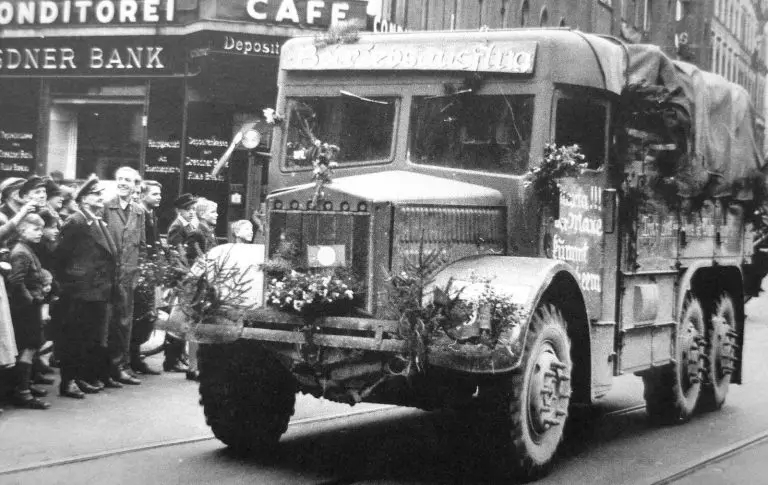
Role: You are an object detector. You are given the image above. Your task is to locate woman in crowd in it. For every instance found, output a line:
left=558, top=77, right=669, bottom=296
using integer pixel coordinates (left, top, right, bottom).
left=0, top=199, right=38, bottom=413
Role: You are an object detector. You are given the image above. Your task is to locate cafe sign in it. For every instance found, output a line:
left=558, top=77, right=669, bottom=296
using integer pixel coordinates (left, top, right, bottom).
left=0, top=37, right=183, bottom=76
left=215, top=0, right=367, bottom=28
left=0, top=0, right=175, bottom=25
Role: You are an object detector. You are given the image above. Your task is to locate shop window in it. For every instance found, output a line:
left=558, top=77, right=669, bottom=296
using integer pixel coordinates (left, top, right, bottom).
left=0, top=80, right=40, bottom=180
left=520, top=0, right=529, bottom=27
left=46, top=80, right=146, bottom=182
left=145, top=79, right=184, bottom=233
left=675, top=0, right=685, bottom=21
left=185, top=102, right=235, bottom=235
left=540, top=6, right=549, bottom=26
left=559, top=17, right=567, bottom=27
left=554, top=96, right=607, bottom=170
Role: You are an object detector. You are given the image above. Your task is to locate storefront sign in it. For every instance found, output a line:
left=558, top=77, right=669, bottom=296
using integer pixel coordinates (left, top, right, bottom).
left=371, top=14, right=406, bottom=33
left=215, top=0, right=366, bottom=28
left=222, top=35, right=282, bottom=57
left=0, top=0, right=175, bottom=26
left=0, top=130, right=36, bottom=177
left=0, top=37, right=183, bottom=76
left=282, top=40, right=538, bottom=74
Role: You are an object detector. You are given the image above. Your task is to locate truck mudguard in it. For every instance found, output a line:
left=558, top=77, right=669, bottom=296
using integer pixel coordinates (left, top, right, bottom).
left=427, top=255, right=591, bottom=376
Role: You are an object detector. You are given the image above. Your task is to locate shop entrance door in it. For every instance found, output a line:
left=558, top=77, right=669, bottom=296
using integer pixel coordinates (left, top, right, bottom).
left=47, top=102, right=144, bottom=181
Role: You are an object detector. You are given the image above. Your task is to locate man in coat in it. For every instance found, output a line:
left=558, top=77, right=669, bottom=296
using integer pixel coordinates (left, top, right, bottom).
left=55, top=175, right=120, bottom=398
left=102, top=166, right=146, bottom=385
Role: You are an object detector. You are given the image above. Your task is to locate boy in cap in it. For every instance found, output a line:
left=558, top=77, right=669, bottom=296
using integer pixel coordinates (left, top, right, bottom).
left=162, top=193, right=198, bottom=373
left=8, top=213, right=51, bottom=409
left=0, top=177, right=26, bottom=221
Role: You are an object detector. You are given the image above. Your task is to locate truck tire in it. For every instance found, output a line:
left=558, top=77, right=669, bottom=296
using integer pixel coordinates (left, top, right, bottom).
left=698, top=294, right=737, bottom=411
left=643, top=297, right=704, bottom=424
left=479, top=305, right=572, bottom=480
left=198, top=341, right=297, bottom=455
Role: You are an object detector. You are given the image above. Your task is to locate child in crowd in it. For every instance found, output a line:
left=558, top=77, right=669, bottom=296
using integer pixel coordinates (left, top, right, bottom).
left=8, top=214, right=50, bottom=409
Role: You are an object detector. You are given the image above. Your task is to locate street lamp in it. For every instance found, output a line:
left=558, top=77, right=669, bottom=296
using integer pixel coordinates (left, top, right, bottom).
left=211, top=122, right=261, bottom=178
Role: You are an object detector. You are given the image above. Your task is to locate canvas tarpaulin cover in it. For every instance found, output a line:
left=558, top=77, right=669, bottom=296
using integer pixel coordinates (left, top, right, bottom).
left=624, top=43, right=765, bottom=200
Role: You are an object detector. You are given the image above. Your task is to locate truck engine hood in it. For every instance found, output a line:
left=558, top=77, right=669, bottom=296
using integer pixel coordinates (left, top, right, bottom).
left=272, top=171, right=504, bottom=206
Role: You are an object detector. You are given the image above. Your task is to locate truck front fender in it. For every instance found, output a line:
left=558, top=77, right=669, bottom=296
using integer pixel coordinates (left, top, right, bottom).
left=426, top=255, right=590, bottom=378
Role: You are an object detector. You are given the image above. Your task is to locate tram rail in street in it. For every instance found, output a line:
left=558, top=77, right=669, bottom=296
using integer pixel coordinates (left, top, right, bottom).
left=0, top=405, right=400, bottom=476
left=1, top=403, right=644, bottom=478
left=5, top=400, right=765, bottom=484
left=646, top=428, right=768, bottom=485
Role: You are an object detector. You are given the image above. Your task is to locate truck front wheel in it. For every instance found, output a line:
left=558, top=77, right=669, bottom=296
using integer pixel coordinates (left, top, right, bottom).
left=198, top=341, right=298, bottom=455
left=499, top=305, right=573, bottom=479
left=643, top=297, right=704, bottom=424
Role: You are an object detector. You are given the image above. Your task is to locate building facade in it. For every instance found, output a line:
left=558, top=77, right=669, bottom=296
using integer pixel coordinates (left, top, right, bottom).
left=376, top=0, right=768, bottom=148
left=0, top=0, right=368, bottom=234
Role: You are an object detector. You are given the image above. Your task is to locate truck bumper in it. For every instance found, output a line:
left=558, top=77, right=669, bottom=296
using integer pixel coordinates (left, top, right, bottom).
left=157, top=307, right=519, bottom=374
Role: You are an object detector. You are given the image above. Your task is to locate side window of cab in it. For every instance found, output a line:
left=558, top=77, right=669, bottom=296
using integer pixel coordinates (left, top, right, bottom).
left=553, top=92, right=609, bottom=170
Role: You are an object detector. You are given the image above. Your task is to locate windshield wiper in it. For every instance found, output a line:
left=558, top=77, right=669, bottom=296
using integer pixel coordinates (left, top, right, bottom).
left=340, top=90, right=389, bottom=105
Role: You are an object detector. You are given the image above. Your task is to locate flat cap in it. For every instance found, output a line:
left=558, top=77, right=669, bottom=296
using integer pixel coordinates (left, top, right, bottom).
left=0, top=177, right=25, bottom=200
left=44, top=178, right=62, bottom=198
left=19, top=175, right=46, bottom=198
left=74, top=175, right=103, bottom=202
left=174, top=193, right=198, bottom=210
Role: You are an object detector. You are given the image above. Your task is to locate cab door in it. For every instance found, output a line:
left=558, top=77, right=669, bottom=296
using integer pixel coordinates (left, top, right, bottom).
left=550, top=88, right=620, bottom=398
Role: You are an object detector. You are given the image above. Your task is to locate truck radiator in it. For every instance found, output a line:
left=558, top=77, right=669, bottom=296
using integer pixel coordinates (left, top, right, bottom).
left=392, top=205, right=506, bottom=272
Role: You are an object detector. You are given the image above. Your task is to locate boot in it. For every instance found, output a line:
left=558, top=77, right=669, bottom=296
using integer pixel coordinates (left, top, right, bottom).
left=130, top=347, right=160, bottom=376
left=13, top=363, right=50, bottom=410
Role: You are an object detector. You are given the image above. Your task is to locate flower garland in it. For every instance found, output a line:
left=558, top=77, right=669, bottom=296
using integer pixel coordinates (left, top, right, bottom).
left=261, top=238, right=361, bottom=318
left=266, top=270, right=357, bottom=316
left=524, top=143, right=586, bottom=205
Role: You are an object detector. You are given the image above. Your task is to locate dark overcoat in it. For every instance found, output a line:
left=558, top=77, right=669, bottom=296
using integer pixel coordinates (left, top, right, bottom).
left=55, top=209, right=117, bottom=302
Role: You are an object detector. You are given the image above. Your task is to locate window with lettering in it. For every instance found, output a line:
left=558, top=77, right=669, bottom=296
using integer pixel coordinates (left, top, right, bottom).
left=409, top=94, right=534, bottom=175
left=283, top=95, right=397, bottom=169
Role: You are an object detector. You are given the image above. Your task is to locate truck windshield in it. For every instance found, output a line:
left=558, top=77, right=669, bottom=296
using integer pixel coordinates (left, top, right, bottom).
left=283, top=95, right=397, bottom=169
left=409, top=94, right=534, bottom=175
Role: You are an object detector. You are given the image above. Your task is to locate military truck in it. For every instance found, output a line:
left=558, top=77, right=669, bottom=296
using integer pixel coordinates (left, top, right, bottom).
left=171, top=28, right=768, bottom=480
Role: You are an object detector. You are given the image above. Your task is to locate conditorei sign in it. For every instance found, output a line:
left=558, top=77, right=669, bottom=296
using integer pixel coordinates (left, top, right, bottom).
left=0, top=0, right=175, bottom=25
left=281, top=40, right=538, bottom=74
left=0, top=37, right=183, bottom=76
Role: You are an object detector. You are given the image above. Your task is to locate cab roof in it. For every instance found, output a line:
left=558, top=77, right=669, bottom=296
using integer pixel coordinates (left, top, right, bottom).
left=279, top=28, right=628, bottom=94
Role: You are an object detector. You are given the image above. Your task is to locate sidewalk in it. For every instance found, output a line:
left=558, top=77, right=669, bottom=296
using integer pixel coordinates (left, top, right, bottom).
left=0, top=353, right=382, bottom=474
left=0, top=355, right=209, bottom=472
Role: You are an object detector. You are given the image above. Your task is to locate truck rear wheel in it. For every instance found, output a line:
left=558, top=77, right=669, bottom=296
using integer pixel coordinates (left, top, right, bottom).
left=483, top=305, right=572, bottom=480
left=198, top=341, right=298, bottom=455
left=643, top=297, right=704, bottom=424
left=698, top=294, right=737, bottom=411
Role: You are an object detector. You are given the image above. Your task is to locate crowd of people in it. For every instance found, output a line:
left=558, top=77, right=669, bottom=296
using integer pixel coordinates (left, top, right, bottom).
left=0, top=168, right=263, bottom=413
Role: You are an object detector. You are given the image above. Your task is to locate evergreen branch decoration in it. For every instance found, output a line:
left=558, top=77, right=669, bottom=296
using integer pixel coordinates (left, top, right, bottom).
left=313, top=22, right=360, bottom=48
left=524, top=143, right=586, bottom=205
